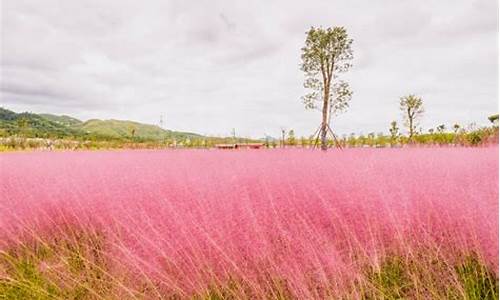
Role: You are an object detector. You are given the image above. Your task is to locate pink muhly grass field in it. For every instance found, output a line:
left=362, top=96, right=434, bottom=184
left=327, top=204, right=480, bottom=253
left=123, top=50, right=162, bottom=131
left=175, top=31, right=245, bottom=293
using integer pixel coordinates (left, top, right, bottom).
left=0, top=147, right=498, bottom=298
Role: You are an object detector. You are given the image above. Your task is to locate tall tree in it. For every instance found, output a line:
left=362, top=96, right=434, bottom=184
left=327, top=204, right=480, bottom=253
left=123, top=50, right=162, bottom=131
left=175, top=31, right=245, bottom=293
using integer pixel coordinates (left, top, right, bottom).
left=399, top=94, right=424, bottom=140
left=287, top=129, right=296, bottom=146
left=301, top=26, right=353, bottom=150
left=436, top=124, right=445, bottom=133
left=389, top=121, right=399, bottom=146
left=488, top=114, right=499, bottom=126
left=280, top=127, right=286, bottom=148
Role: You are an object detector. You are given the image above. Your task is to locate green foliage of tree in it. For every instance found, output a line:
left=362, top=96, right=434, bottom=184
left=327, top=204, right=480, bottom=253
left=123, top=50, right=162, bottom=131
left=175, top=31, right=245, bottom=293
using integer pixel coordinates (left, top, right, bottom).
left=436, top=124, right=445, bottom=133
left=399, top=95, right=424, bottom=140
left=467, top=131, right=482, bottom=146
left=301, top=26, right=353, bottom=150
left=389, top=121, right=399, bottom=146
left=287, top=129, right=296, bottom=146
left=488, top=114, right=499, bottom=126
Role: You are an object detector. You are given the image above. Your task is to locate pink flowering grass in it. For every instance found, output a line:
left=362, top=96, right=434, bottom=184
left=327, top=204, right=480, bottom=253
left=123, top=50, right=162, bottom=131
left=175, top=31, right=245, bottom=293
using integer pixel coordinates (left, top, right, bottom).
left=0, top=147, right=498, bottom=299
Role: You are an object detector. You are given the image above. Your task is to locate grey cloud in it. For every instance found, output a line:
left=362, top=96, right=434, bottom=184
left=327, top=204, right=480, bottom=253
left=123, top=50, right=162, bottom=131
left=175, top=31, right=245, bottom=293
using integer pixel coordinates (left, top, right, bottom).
left=219, top=14, right=236, bottom=31
left=1, top=81, right=69, bottom=100
left=0, top=0, right=497, bottom=137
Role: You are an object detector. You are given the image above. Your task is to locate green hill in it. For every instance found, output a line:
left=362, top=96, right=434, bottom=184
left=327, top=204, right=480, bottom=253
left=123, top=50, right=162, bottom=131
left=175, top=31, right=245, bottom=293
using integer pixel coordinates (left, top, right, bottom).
left=0, top=108, right=82, bottom=138
left=0, top=107, right=203, bottom=141
left=77, top=119, right=201, bottom=140
left=39, top=114, right=83, bottom=127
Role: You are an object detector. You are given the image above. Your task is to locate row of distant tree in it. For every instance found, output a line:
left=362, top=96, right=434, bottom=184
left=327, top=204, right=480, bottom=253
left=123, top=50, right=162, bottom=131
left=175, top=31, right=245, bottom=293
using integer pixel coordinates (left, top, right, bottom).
left=0, top=135, right=260, bottom=151
left=278, top=114, right=498, bottom=148
left=2, top=118, right=496, bottom=151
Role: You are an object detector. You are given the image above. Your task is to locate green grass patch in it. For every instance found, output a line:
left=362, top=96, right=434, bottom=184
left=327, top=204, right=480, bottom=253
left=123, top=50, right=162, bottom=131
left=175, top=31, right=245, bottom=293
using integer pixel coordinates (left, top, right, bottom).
left=456, top=255, right=499, bottom=300
left=1, top=234, right=498, bottom=299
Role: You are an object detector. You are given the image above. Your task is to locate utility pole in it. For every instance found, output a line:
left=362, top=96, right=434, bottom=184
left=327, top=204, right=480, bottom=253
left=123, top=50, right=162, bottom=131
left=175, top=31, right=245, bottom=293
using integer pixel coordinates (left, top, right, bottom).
left=159, top=114, right=164, bottom=129
left=159, top=113, right=166, bottom=148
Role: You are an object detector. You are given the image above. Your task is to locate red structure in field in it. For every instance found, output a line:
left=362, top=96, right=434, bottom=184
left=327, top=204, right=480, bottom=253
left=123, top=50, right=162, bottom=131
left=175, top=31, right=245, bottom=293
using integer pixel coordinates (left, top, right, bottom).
left=215, top=143, right=264, bottom=149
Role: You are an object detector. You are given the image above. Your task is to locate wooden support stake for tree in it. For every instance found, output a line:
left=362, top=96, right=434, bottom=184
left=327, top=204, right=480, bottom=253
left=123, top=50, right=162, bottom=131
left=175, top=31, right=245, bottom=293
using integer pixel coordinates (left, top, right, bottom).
left=311, top=123, right=343, bottom=150
left=326, top=124, right=343, bottom=149
left=311, top=124, right=322, bottom=149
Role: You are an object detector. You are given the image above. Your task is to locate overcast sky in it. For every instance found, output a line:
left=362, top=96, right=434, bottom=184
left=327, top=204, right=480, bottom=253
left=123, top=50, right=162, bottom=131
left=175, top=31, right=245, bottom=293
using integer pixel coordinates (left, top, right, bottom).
left=1, top=0, right=498, bottom=138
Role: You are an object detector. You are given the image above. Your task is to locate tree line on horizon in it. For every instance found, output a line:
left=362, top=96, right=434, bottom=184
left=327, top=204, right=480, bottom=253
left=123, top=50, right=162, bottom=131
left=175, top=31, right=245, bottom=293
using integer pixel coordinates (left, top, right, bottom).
left=279, top=118, right=498, bottom=148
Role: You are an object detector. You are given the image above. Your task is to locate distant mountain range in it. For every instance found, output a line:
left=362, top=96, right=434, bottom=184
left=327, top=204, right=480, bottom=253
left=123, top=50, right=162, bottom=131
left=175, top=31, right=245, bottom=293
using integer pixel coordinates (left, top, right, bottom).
left=0, top=107, right=204, bottom=141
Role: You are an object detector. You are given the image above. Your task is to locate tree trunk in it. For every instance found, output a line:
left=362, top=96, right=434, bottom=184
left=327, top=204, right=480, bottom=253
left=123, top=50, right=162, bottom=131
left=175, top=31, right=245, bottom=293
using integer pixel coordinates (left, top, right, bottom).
left=320, top=91, right=329, bottom=151
left=409, top=117, right=414, bottom=141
